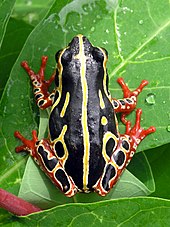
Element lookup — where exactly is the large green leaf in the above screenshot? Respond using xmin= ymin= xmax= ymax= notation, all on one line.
xmin=0 ymin=18 xmax=33 ymax=97
xmin=1 ymin=197 xmax=170 ymax=226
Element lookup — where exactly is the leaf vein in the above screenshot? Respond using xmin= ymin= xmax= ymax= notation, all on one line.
xmin=128 ymin=56 xmax=170 ymax=64
xmin=117 ymin=206 xmax=170 ymax=226
xmin=110 ymin=20 xmax=170 ymax=78
xmin=114 ymin=4 xmax=124 ymax=61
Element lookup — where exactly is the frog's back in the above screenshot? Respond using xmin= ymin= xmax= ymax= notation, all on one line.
xmin=49 ymin=35 xmax=119 ymax=192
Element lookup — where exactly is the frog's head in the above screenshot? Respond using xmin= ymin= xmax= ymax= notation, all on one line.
xmin=65 ymin=34 xmax=108 ymax=61
xmin=55 ymin=35 xmax=108 ymax=88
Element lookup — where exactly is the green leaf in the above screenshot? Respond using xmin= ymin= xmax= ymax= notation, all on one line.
xmin=0 ymin=0 xmax=54 ymax=195
xmin=0 ymin=18 xmax=33 ymax=97
xmin=0 ymin=0 xmax=170 ymax=221
xmin=2 ymin=197 xmax=170 ymax=226
xmin=146 ymin=143 xmax=170 ymax=199
xmin=108 ymin=0 xmax=170 ymax=149
xmin=13 ymin=0 xmax=54 ymax=26
xmin=0 ymin=0 xmax=15 ymax=47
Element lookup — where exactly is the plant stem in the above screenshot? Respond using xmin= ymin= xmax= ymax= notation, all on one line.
xmin=0 ymin=188 xmax=41 ymax=216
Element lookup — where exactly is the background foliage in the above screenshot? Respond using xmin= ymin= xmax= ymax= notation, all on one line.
xmin=0 ymin=0 xmax=170 ymax=225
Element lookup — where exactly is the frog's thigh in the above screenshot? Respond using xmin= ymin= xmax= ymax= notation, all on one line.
xmin=94 ymin=137 xmax=131 ymax=196
xmin=35 ymin=140 xmax=77 ymax=197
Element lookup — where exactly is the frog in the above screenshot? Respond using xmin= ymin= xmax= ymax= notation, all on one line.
xmin=14 ymin=34 xmax=155 ymax=197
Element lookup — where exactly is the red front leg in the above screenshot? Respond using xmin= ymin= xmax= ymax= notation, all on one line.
xmin=94 ymin=109 xmax=156 ymax=196
xmin=14 ymin=131 xmax=77 ymax=197
xmin=112 ymin=78 xmax=148 ymax=123
xmin=21 ymin=56 xmax=55 ymax=109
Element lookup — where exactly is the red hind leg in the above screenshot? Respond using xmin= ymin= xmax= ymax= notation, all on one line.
xmin=94 ymin=109 xmax=156 ymax=196
xmin=14 ymin=130 xmax=77 ymax=197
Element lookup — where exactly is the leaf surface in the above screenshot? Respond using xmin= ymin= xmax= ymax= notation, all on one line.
xmin=0 ymin=0 xmax=15 ymax=47
xmin=13 ymin=0 xmax=54 ymax=26
xmin=0 ymin=0 xmax=170 ymax=220
xmin=0 ymin=18 xmax=33 ymax=97
xmin=2 ymin=198 xmax=170 ymax=226
xmin=146 ymin=143 xmax=170 ymax=199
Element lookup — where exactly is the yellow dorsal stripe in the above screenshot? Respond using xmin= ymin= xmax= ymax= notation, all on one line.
xmin=76 ymin=35 xmax=90 ymax=191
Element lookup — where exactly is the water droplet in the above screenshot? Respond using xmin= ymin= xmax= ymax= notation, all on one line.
xmin=145 ymin=93 xmax=156 ymax=105
xmin=22 ymin=110 xmax=26 ymax=115
xmin=102 ymin=40 xmax=108 ymax=45
xmin=166 ymin=125 xmax=170 ymax=132
xmin=83 ymin=6 xmax=87 ymax=11
xmin=27 ymin=0 xmax=32 ymax=6
xmin=139 ymin=20 xmax=144 ymax=25
xmin=122 ymin=6 xmax=131 ymax=14
xmin=106 ymin=29 xmax=109 ymax=34
xmin=162 ymin=100 xmax=166 ymax=104
xmin=91 ymin=27 xmax=95 ymax=32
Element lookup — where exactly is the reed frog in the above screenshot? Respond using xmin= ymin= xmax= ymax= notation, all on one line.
xmin=15 ymin=34 xmax=155 ymax=197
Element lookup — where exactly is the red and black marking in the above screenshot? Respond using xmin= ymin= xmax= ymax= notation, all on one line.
xmin=94 ymin=109 xmax=155 ymax=196
xmin=21 ymin=56 xmax=55 ymax=109
xmin=112 ymin=78 xmax=149 ymax=123
xmin=101 ymin=164 xmax=117 ymax=192
xmin=37 ymin=145 xmax=58 ymax=172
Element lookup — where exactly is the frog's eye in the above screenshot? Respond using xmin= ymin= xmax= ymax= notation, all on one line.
xmin=92 ymin=47 xmax=108 ymax=62
xmin=61 ymin=49 xmax=72 ymax=66
xmin=92 ymin=47 xmax=103 ymax=62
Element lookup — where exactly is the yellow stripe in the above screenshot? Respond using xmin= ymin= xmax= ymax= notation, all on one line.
xmin=76 ymin=35 xmax=90 ymax=191
xmin=51 ymin=48 xmax=67 ymax=112
xmin=98 ymin=47 xmax=110 ymax=99
xmin=102 ymin=131 xmax=118 ymax=163
xmin=60 ymin=92 xmax=70 ymax=117
xmin=99 ymin=89 xmax=105 ymax=109
xmin=53 ymin=125 xmax=68 ymax=165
